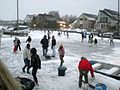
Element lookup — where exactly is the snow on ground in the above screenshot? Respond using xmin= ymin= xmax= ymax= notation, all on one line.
xmin=0 ymin=30 xmax=120 ymax=90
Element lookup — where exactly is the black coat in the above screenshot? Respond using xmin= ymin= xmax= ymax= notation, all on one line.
xmin=26 ymin=37 xmax=32 ymax=42
xmin=17 ymin=39 xmax=21 ymax=45
xmin=31 ymin=54 xmax=41 ymax=68
xmin=94 ymin=39 xmax=97 ymax=44
xmin=51 ymin=39 xmax=56 ymax=47
xmin=40 ymin=37 xmax=48 ymax=49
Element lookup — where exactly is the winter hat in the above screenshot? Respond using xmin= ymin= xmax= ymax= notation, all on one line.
xmin=44 ymin=35 xmax=47 ymax=38
xmin=30 ymin=48 xmax=37 ymax=55
xmin=52 ymin=35 xmax=54 ymax=39
xmin=26 ymin=44 xmax=30 ymax=49
xmin=81 ymin=56 xmax=86 ymax=60
xmin=15 ymin=37 xmax=17 ymax=39
xmin=60 ymin=43 xmax=63 ymax=47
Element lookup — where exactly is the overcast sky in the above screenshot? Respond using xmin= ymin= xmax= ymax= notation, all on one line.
xmin=0 ymin=0 xmax=118 ymax=20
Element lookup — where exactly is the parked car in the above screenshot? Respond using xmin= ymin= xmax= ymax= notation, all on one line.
xmin=103 ymin=32 xmax=113 ymax=38
xmin=4 ymin=25 xmax=30 ymax=36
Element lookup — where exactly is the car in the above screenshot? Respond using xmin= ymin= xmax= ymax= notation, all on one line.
xmin=4 ymin=26 xmax=30 ymax=36
xmin=103 ymin=32 xmax=113 ymax=38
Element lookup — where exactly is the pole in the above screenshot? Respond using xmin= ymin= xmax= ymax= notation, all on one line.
xmin=118 ymin=0 xmax=119 ymax=35
xmin=17 ymin=0 xmax=19 ymax=32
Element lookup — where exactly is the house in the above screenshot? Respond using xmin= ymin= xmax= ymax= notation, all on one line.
xmin=73 ymin=13 xmax=97 ymax=31
xmin=24 ymin=14 xmax=37 ymax=25
xmin=95 ymin=8 xmax=120 ymax=32
xmin=31 ymin=13 xmax=59 ymax=29
xmin=57 ymin=21 xmax=70 ymax=29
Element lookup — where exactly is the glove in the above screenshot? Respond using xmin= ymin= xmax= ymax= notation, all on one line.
xmin=89 ymin=77 xmax=95 ymax=83
xmin=91 ymin=76 xmax=95 ymax=81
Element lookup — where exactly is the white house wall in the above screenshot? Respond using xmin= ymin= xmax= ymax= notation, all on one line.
xmin=96 ymin=11 xmax=118 ymax=32
xmin=78 ymin=14 xmax=88 ymax=29
xmin=75 ymin=13 xmax=96 ymax=29
xmin=24 ymin=15 xmax=33 ymax=23
xmin=80 ymin=21 xmax=83 ymax=24
xmin=111 ymin=19 xmax=117 ymax=26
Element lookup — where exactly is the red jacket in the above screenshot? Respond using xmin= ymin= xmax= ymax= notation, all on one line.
xmin=78 ymin=59 xmax=94 ymax=77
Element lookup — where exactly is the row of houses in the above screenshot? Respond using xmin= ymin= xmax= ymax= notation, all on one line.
xmin=0 ymin=8 xmax=119 ymax=33
xmin=0 ymin=14 xmax=68 ymax=30
xmin=24 ymin=8 xmax=119 ymax=33
xmin=73 ymin=8 xmax=120 ymax=33
xmin=24 ymin=13 xmax=69 ymax=29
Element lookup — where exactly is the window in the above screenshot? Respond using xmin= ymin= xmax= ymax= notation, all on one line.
xmin=80 ymin=18 xmax=83 ymax=20
xmin=100 ymin=17 xmax=108 ymax=23
xmin=84 ymin=18 xmax=87 ymax=20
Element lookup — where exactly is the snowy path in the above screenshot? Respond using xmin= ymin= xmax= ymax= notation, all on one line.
xmin=0 ymin=30 xmax=120 ymax=90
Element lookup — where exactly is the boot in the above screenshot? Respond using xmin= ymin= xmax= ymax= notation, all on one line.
xmin=22 ymin=68 xmax=25 ymax=73
xmin=27 ymin=71 xmax=30 ymax=74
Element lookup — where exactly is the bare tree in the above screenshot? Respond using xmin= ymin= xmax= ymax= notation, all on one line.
xmin=48 ymin=11 xmax=60 ymax=19
xmin=61 ymin=14 xmax=77 ymax=24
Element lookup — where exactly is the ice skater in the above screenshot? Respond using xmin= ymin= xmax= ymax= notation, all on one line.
xmin=58 ymin=43 xmax=65 ymax=66
xmin=81 ymin=32 xmax=84 ymax=42
xmin=22 ymin=44 xmax=31 ymax=74
xmin=94 ymin=38 xmax=98 ymax=46
xmin=66 ymin=31 xmax=70 ymax=38
xmin=26 ymin=36 xmax=32 ymax=43
xmin=51 ymin=35 xmax=56 ymax=57
xmin=108 ymin=35 xmax=114 ymax=46
xmin=40 ymin=35 xmax=49 ymax=56
xmin=13 ymin=37 xmax=18 ymax=53
xmin=30 ymin=48 xmax=41 ymax=86
xmin=88 ymin=33 xmax=94 ymax=47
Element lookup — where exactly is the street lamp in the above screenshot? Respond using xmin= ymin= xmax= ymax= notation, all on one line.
xmin=34 ymin=24 xmax=36 ymax=27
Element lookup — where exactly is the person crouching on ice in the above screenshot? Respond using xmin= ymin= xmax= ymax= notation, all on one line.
xmin=78 ymin=57 xmax=95 ymax=88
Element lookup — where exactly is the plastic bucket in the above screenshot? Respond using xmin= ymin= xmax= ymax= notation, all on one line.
xmin=58 ymin=66 xmax=67 ymax=76
xmin=95 ymin=83 xmax=107 ymax=90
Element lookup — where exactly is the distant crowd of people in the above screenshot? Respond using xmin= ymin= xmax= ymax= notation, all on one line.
xmin=81 ymin=31 xmax=115 ymax=47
